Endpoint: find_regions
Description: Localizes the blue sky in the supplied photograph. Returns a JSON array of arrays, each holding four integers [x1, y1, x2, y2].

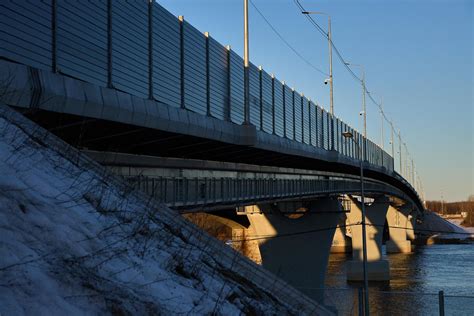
[[158, 0, 473, 202]]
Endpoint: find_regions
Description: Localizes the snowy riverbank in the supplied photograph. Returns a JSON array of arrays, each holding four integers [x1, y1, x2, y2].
[[0, 104, 330, 315]]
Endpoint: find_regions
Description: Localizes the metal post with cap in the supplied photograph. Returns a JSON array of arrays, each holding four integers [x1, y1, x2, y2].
[[345, 62, 367, 160], [302, 11, 335, 150], [243, 0, 250, 125], [342, 130, 369, 316]]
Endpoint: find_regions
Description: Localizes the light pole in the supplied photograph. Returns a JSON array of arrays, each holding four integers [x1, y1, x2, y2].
[[345, 63, 366, 139], [243, 0, 250, 125], [342, 130, 369, 316], [302, 11, 334, 116], [403, 143, 410, 183], [345, 62, 367, 162], [380, 100, 384, 151], [398, 130, 402, 174], [441, 192, 444, 215], [389, 121, 395, 161], [301, 11, 336, 151], [368, 92, 385, 151]]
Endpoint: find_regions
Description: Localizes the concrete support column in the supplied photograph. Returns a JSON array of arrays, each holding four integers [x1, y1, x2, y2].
[[231, 227, 262, 264], [407, 212, 417, 241], [331, 215, 352, 253], [245, 198, 342, 301], [386, 204, 413, 253], [346, 195, 390, 281]]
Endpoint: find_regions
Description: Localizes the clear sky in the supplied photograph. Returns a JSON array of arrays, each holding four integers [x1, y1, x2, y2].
[[158, 0, 473, 202]]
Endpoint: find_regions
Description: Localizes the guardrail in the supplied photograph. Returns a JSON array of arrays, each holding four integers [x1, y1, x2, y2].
[[0, 0, 395, 176], [126, 175, 409, 210], [306, 288, 474, 315]]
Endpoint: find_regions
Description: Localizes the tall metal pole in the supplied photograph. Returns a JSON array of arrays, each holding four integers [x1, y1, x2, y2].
[[362, 71, 367, 139], [390, 122, 395, 159], [328, 16, 334, 116], [343, 130, 369, 315], [357, 137, 370, 316], [328, 16, 335, 151], [380, 100, 384, 150], [243, 0, 250, 125], [406, 152, 409, 180], [345, 62, 366, 160], [361, 70, 367, 162], [302, 11, 334, 116], [441, 192, 444, 215], [398, 130, 402, 174]]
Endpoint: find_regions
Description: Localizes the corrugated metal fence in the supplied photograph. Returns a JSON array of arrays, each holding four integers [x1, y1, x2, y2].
[[0, 0, 394, 173]]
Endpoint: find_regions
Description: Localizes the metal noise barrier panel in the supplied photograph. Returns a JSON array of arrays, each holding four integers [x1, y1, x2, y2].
[[0, 0, 395, 174]]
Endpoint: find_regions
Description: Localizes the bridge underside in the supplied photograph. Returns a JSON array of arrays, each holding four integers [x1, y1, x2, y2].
[[23, 109, 346, 170], [19, 108, 420, 211]]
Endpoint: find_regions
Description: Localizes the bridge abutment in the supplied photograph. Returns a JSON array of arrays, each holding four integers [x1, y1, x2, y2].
[[245, 198, 342, 301], [346, 195, 390, 281], [183, 212, 262, 263], [386, 204, 413, 253]]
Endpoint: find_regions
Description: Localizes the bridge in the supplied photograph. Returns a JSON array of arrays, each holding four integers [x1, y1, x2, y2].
[[0, 0, 424, 302]]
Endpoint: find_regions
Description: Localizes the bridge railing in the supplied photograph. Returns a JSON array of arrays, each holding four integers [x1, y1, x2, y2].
[[1, 0, 395, 175], [300, 288, 474, 315], [126, 175, 408, 209]]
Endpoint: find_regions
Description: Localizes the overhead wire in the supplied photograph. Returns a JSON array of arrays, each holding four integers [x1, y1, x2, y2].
[[249, 0, 329, 77], [228, 222, 473, 243], [252, 0, 419, 188], [292, 0, 388, 116], [293, 0, 361, 83], [292, 0, 421, 188]]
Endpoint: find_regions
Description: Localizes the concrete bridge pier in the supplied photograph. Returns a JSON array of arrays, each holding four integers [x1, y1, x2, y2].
[[330, 215, 352, 253], [346, 195, 390, 282], [386, 204, 413, 253], [407, 212, 417, 242], [245, 198, 342, 301]]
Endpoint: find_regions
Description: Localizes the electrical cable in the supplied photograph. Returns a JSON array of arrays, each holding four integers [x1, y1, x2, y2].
[[292, 0, 421, 188], [249, 0, 329, 77], [227, 222, 473, 243]]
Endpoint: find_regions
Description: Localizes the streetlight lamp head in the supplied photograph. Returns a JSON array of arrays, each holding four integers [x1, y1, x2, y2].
[[302, 11, 326, 15], [342, 131, 354, 139]]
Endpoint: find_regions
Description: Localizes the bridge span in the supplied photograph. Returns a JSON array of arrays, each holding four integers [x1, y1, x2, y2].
[[1, 0, 424, 302]]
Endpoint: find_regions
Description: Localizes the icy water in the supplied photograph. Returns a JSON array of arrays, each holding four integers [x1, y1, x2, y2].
[[324, 244, 474, 315]]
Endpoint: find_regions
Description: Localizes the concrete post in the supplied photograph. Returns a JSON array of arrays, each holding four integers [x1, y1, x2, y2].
[[346, 195, 390, 281], [386, 204, 412, 253], [406, 213, 417, 241], [245, 198, 342, 301], [331, 215, 352, 253]]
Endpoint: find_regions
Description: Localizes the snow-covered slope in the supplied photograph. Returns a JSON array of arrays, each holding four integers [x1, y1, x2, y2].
[[418, 211, 472, 240], [0, 104, 330, 315]]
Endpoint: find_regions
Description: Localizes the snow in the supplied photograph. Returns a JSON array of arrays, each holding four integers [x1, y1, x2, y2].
[[0, 104, 329, 315], [418, 211, 473, 240]]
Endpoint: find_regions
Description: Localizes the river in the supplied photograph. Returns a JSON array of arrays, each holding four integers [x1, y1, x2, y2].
[[324, 244, 474, 315]]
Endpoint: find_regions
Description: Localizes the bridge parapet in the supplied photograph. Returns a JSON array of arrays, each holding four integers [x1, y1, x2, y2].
[[123, 173, 413, 212], [0, 1, 394, 171]]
